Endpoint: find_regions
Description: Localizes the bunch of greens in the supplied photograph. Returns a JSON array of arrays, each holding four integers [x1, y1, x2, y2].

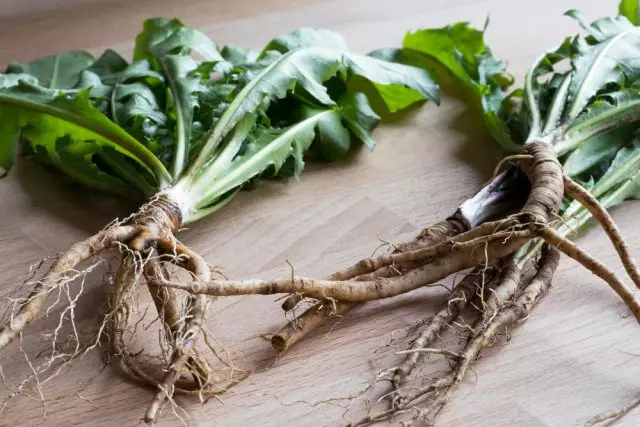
[[0, 19, 438, 222]]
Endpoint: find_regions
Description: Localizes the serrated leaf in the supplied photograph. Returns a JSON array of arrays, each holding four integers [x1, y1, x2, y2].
[[112, 82, 166, 125], [260, 28, 349, 56], [561, 89, 640, 153], [402, 22, 519, 151], [134, 18, 228, 68], [32, 137, 142, 197], [564, 23, 640, 120], [523, 37, 574, 139], [0, 83, 170, 190], [1, 21, 444, 222], [258, 29, 437, 117], [5, 51, 95, 89], [566, 9, 634, 42], [134, 18, 231, 178], [365, 49, 440, 115], [193, 110, 329, 207], [189, 46, 438, 174], [593, 139, 640, 199], [563, 125, 633, 178], [348, 52, 438, 102], [304, 92, 380, 161]]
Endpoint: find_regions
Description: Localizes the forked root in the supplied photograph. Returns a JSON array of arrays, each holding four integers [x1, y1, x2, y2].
[[0, 226, 137, 350], [414, 246, 559, 423], [391, 264, 501, 389], [110, 256, 242, 405], [276, 144, 640, 425], [1, 194, 254, 423], [355, 246, 559, 426], [144, 245, 211, 424]]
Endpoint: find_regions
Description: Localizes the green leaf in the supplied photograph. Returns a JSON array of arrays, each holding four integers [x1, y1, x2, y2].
[[348, 53, 438, 103], [593, 139, 640, 199], [305, 93, 380, 161], [563, 125, 633, 178], [87, 49, 129, 80], [5, 51, 95, 89], [134, 18, 231, 178], [134, 18, 227, 67], [187, 46, 437, 176], [192, 109, 330, 208], [221, 45, 260, 66], [162, 55, 202, 178], [0, 21, 442, 218], [262, 28, 438, 116], [365, 49, 437, 115], [563, 21, 640, 120], [0, 73, 38, 89], [0, 83, 170, 190], [339, 92, 379, 150], [112, 82, 166, 125], [97, 60, 172, 164], [107, 61, 166, 122], [566, 9, 634, 42], [303, 106, 350, 162], [402, 22, 520, 151], [25, 137, 150, 198], [560, 89, 640, 153], [260, 28, 349, 56], [522, 37, 574, 140], [619, 0, 640, 25]]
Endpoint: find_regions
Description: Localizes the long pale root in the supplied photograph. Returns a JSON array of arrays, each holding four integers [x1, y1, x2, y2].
[[153, 231, 531, 303], [585, 392, 640, 426], [563, 176, 640, 290], [275, 214, 470, 351], [145, 260, 212, 387], [539, 227, 640, 323]]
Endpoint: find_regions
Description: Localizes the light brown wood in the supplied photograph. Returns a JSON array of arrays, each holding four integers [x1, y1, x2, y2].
[[1, 0, 640, 426]]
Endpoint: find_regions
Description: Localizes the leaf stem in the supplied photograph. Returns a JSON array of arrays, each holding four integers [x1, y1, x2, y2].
[[192, 109, 332, 210], [524, 52, 547, 142], [541, 73, 572, 136]]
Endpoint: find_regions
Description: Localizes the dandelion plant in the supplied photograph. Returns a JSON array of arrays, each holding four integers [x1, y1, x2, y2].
[[0, 19, 439, 422]]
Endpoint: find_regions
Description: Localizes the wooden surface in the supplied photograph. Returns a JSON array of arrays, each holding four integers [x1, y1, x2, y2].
[[1, 0, 640, 426]]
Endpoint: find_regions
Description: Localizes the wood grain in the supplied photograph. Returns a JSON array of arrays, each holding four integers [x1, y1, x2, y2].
[[2, 0, 640, 426]]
